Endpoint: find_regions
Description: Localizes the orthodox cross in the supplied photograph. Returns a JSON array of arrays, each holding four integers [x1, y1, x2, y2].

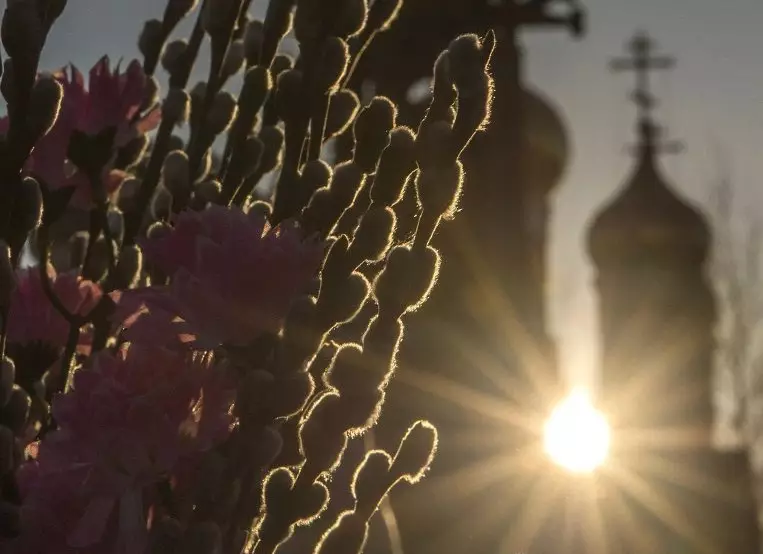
[[610, 31, 683, 154]]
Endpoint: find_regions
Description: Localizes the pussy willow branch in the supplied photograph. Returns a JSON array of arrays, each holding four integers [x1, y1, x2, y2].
[[123, 2, 208, 245]]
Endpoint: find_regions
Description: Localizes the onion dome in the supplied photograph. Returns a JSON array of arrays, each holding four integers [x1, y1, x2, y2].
[[521, 87, 570, 194], [587, 121, 711, 267]]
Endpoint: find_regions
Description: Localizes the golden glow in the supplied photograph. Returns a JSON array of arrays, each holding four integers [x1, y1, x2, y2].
[[544, 389, 611, 473]]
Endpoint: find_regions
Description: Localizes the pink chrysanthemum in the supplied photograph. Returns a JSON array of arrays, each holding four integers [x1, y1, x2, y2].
[[6, 265, 102, 350], [0, 58, 160, 209], [57, 56, 161, 147], [135, 205, 326, 347], [8, 344, 234, 553]]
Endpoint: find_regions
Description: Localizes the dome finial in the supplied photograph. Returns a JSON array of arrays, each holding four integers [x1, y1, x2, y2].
[[610, 30, 683, 158]]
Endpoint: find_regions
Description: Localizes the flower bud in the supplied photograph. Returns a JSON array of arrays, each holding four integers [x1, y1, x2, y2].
[[299, 393, 348, 470], [391, 420, 438, 483], [1, 1, 44, 67], [274, 69, 304, 123], [146, 220, 172, 241], [247, 200, 272, 220], [69, 231, 89, 269], [202, 0, 239, 37], [325, 89, 359, 139], [194, 179, 222, 205], [0, 357, 15, 408], [316, 37, 349, 93], [415, 161, 463, 219], [349, 205, 395, 263], [231, 136, 263, 180], [332, 0, 368, 39], [107, 208, 125, 245], [28, 76, 63, 140], [163, 87, 190, 123], [4, 385, 30, 436], [243, 20, 264, 66], [116, 177, 141, 212], [239, 65, 272, 117], [151, 186, 172, 221], [207, 91, 238, 136], [161, 39, 188, 76], [353, 97, 397, 173], [415, 119, 455, 170], [138, 19, 164, 62], [116, 244, 142, 288], [447, 33, 485, 90], [372, 126, 416, 206], [221, 39, 245, 80], [162, 150, 190, 197], [0, 242, 14, 310], [352, 450, 392, 503], [257, 125, 284, 173]]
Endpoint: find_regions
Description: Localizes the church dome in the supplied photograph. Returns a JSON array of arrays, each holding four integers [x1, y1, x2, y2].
[[587, 123, 710, 267], [521, 87, 570, 194]]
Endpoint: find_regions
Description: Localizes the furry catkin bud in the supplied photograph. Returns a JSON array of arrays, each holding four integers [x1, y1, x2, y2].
[[321, 270, 368, 327], [331, 161, 364, 205], [415, 161, 463, 219], [261, 467, 296, 519], [117, 134, 150, 168], [372, 126, 416, 206], [352, 450, 392, 503], [146, 220, 172, 240], [163, 87, 190, 123], [316, 37, 349, 93], [353, 97, 397, 173], [325, 89, 359, 139], [247, 200, 272, 219], [162, 150, 191, 197], [300, 159, 331, 199], [116, 244, 143, 288], [13, 177, 43, 235], [0, 242, 14, 310], [0, 357, 15, 408], [116, 177, 141, 212], [2, 1, 44, 64], [230, 136, 263, 180], [207, 91, 238, 136], [151, 186, 172, 221], [325, 343, 366, 394], [195, 179, 222, 205], [391, 420, 438, 483], [274, 69, 304, 123], [239, 65, 272, 116], [315, 511, 369, 554], [221, 39, 246, 79], [243, 20, 264, 66], [4, 385, 30, 435], [415, 119, 455, 170], [299, 393, 348, 469], [138, 19, 164, 61], [202, 0, 239, 37], [271, 54, 293, 77], [447, 34, 485, 90], [28, 76, 63, 140], [333, 0, 368, 39], [373, 245, 440, 316], [350, 206, 395, 263], [161, 39, 188, 76], [107, 208, 125, 245], [69, 231, 89, 269], [257, 125, 284, 172]]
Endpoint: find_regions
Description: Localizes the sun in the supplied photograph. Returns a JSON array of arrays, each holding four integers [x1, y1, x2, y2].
[[543, 389, 611, 473]]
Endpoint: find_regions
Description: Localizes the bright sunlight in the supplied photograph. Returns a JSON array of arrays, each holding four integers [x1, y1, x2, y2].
[[543, 389, 611, 473]]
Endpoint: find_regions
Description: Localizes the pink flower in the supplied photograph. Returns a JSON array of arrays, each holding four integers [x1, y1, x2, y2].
[[57, 56, 160, 146], [0, 58, 160, 209], [7, 344, 234, 553], [139, 205, 326, 347], [6, 264, 102, 350]]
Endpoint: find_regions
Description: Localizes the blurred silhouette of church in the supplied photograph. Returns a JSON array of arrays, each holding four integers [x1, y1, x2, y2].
[[340, 2, 761, 554]]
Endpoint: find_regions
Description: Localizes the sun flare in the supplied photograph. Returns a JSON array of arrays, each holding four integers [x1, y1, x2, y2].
[[543, 389, 611, 473]]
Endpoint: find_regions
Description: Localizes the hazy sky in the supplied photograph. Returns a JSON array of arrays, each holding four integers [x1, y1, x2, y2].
[[25, 0, 763, 390]]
